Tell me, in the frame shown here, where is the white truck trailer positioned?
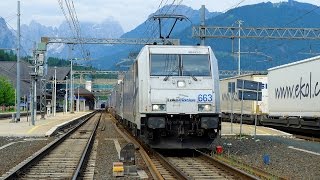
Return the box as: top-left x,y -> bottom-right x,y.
265,56 -> 320,129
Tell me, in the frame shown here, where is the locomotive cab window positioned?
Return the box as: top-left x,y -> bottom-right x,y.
182,54 -> 210,76
150,54 -> 179,76
150,54 -> 210,77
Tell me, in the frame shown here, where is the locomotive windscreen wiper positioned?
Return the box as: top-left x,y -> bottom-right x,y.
183,71 -> 198,81
190,74 -> 198,81
163,66 -> 179,81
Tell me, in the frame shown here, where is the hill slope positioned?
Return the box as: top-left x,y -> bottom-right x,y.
97,1 -> 320,72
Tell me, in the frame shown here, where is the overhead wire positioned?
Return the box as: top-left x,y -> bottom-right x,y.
125,0 -> 171,63
57,0 -> 90,63
70,0 -> 88,60
64,0 -> 87,59
57,0 -> 76,37
117,0 -> 169,71
228,2 -> 320,68
256,4 -> 320,63
222,0 -> 247,13
150,0 -> 177,39
285,5 -> 320,26
118,0 -> 174,71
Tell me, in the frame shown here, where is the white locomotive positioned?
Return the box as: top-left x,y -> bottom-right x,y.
108,45 -> 221,149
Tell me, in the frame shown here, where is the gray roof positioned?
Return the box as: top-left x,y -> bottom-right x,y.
0,61 -> 31,96
47,67 -> 70,80
0,61 -> 70,96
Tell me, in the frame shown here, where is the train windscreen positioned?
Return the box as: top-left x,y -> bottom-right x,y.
150,54 -> 210,76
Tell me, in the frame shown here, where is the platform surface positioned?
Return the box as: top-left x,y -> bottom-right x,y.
0,112 -> 91,137
221,122 -> 292,136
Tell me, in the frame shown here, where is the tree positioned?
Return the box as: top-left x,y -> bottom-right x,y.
0,76 -> 15,107
0,50 -> 16,61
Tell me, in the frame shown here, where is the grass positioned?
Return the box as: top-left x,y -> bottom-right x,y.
212,153 -> 284,180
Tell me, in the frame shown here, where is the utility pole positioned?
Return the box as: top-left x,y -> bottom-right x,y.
16,1 -> 21,122
200,5 -> 205,46
68,45 -> 74,113
53,66 -> 57,116
65,76 -> 68,114
32,72 -> 37,125
77,87 -> 79,112
236,20 -> 244,76
30,42 -> 37,126
70,58 -> 74,113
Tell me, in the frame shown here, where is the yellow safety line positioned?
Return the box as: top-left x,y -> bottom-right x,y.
27,120 -> 60,134
27,126 -> 40,134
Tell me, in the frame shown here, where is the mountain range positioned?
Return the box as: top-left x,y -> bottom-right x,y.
1,1 -> 320,72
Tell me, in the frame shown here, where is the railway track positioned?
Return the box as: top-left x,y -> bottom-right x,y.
167,156 -> 236,179
2,111 -> 100,180
294,134 -> 320,142
110,114 -> 258,180
155,149 -> 259,180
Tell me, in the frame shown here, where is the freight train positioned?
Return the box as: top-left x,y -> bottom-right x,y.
220,56 -> 320,132
108,45 -> 221,149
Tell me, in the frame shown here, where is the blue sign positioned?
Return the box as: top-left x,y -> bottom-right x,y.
237,79 -> 263,91
238,90 -> 262,101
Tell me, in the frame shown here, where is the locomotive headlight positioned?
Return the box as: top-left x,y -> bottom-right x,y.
177,80 -> 186,87
198,104 -> 212,112
152,104 -> 166,111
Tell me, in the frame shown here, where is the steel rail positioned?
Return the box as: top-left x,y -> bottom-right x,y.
109,117 -> 165,180
294,135 -> 320,142
110,115 -> 188,180
195,150 -> 258,180
152,151 -> 189,180
2,111 -> 96,179
197,149 -> 286,180
72,113 -> 101,179
110,113 -> 260,180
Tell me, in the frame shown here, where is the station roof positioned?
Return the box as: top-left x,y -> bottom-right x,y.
0,61 -> 70,96
75,88 -> 95,100
47,67 -> 70,80
0,61 -> 32,96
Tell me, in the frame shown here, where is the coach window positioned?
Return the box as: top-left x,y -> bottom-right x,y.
182,54 -> 210,76
150,54 -> 179,76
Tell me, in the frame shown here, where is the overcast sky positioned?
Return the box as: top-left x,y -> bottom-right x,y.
1,0 -> 319,32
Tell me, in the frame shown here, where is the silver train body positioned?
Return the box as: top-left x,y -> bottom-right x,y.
108,45 -> 221,149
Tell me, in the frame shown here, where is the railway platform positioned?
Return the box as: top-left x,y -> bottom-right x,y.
0,111 -> 92,137
221,122 -> 292,136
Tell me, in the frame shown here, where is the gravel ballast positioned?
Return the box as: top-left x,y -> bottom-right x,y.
211,135 -> 320,179
0,136 -> 54,176
94,113 -> 152,179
